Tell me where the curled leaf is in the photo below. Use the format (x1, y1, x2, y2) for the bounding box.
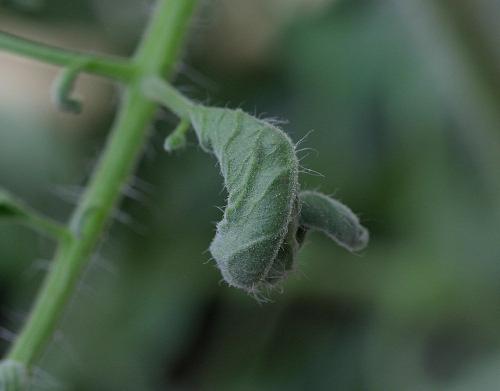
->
(299, 190, 369, 252)
(189, 106, 300, 292)
(141, 78, 370, 293)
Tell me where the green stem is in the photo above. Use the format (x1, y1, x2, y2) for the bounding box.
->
(7, 0, 198, 366)
(133, 0, 198, 74)
(51, 59, 91, 113)
(24, 212, 72, 244)
(0, 190, 70, 241)
(164, 118, 191, 152)
(142, 75, 194, 118)
(0, 31, 134, 81)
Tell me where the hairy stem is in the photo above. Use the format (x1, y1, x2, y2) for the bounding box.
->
(6, 0, 198, 366)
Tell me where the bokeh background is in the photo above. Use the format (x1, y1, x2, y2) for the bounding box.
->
(1, 0, 500, 389)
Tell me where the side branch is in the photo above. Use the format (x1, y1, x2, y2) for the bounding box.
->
(0, 190, 72, 242)
(141, 76, 194, 118)
(0, 31, 135, 81)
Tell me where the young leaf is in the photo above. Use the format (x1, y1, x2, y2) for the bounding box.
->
(141, 78, 370, 291)
(189, 105, 300, 292)
(299, 191, 369, 252)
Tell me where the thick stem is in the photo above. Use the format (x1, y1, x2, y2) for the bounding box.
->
(7, 0, 198, 366)
(133, 0, 198, 74)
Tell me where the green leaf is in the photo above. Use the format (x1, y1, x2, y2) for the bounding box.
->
(299, 190, 369, 252)
(189, 105, 300, 293)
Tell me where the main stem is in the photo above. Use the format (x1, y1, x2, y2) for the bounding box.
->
(7, 0, 198, 366)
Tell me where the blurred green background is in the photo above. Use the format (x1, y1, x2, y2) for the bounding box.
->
(1, 0, 500, 389)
